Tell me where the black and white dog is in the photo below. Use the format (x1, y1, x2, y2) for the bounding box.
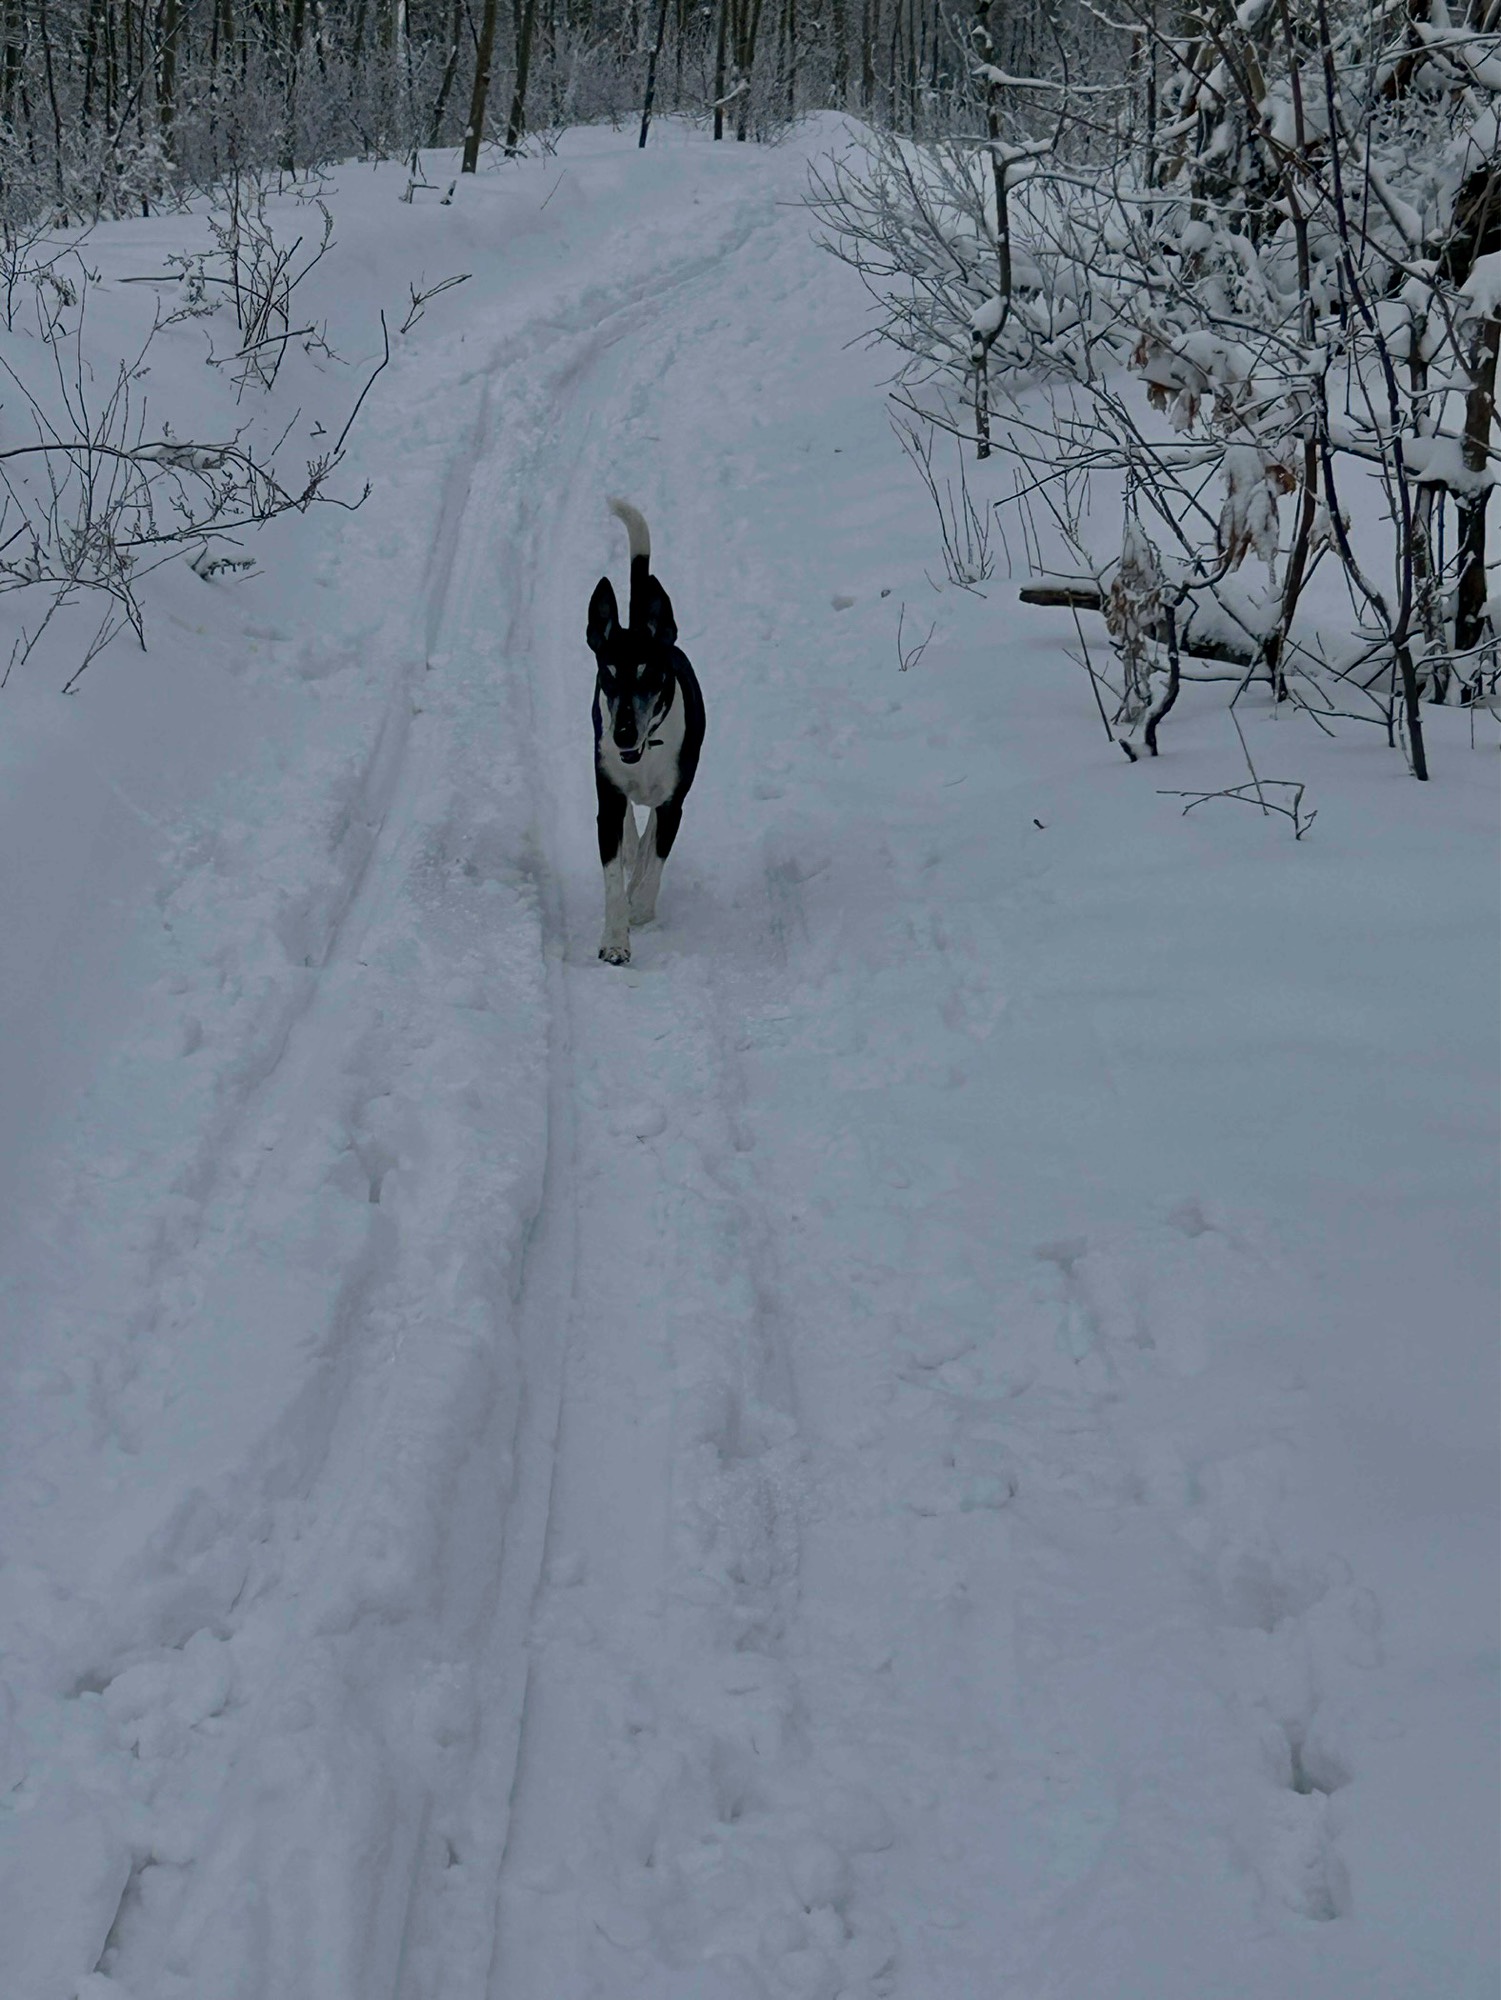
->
(587, 499, 705, 965)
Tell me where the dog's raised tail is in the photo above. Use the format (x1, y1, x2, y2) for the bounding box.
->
(608, 496, 652, 628)
(607, 496, 651, 565)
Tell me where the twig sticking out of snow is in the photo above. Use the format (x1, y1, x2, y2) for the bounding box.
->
(399, 272, 472, 336)
(1158, 779, 1317, 839)
(897, 601, 937, 672)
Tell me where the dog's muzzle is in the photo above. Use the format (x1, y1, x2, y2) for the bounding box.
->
(617, 744, 643, 764)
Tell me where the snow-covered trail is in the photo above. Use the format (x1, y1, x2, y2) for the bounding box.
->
(480, 270, 817, 2000)
(0, 125, 1494, 2000)
(0, 144, 800, 2000)
(390, 187, 821, 1998)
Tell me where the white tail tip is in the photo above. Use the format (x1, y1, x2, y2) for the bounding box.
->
(607, 496, 651, 565)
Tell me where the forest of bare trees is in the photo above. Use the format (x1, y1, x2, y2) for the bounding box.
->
(0, 0, 1060, 224)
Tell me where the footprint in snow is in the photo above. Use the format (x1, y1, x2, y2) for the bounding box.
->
(609, 1101, 667, 1141)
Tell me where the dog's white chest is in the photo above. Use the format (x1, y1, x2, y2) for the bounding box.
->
(596, 688, 686, 808)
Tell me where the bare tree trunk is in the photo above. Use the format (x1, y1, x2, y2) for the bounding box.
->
(638, 0, 669, 144)
(462, 0, 500, 169)
(907, 0, 919, 132)
(505, 0, 541, 152)
(1398, 303, 1449, 696)
(281, 0, 308, 172)
(3, 0, 25, 121)
(157, 0, 180, 153)
(1437, 163, 1501, 674)
(104, 0, 118, 131)
(734, 0, 762, 136)
(215, 0, 234, 93)
(1455, 313, 1501, 659)
(36, 0, 64, 199)
(713, 0, 727, 137)
(967, 0, 1012, 460)
(1260, 439, 1317, 700)
(426, 0, 464, 141)
(83, 0, 100, 127)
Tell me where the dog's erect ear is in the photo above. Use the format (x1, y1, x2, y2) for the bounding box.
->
(638, 577, 677, 651)
(587, 577, 619, 657)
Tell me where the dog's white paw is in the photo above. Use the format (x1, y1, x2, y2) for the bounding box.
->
(627, 905, 658, 929)
(599, 943, 631, 966)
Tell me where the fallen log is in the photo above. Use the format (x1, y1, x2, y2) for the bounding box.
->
(1017, 583, 1104, 610)
(1017, 583, 1257, 669)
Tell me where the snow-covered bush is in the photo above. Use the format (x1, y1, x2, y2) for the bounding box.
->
(0, 185, 386, 688)
(813, 0, 1501, 775)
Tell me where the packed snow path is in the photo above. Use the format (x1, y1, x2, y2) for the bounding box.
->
(0, 129, 1494, 2000)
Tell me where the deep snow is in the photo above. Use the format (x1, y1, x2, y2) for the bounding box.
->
(0, 122, 1495, 2000)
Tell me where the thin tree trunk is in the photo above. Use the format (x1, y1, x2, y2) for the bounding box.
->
(84, 0, 99, 128)
(638, 0, 669, 144)
(916, 0, 924, 104)
(104, 0, 118, 132)
(724, 0, 736, 137)
(506, 0, 540, 151)
(426, 0, 463, 140)
(158, 0, 180, 155)
(36, 0, 64, 199)
(4, 0, 26, 122)
(1455, 314, 1501, 660)
(734, 0, 762, 136)
(1261, 438, 1318, 699)
(462, 0, 500, 168)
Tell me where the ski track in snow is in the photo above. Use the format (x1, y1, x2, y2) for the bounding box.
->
(0, 127, 1494, 2000)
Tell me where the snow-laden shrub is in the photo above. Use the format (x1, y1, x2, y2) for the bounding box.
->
(813, 0, 1501, 775)
(0, 183, 383, 689)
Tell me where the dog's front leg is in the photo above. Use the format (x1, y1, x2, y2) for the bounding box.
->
(628, 808, 662, 926)
(630, 798, 682, 928)
(596, 774, 631, 965)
